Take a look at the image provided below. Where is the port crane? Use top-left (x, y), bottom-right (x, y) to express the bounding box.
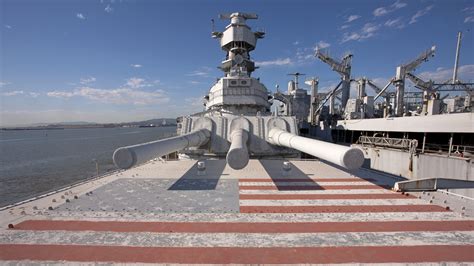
top-left (361, 77), bottom-right (394, 117)
top-left (315, 49), bottom-right (352, 113)
top-left (393, 46), bottom-right (436, 116)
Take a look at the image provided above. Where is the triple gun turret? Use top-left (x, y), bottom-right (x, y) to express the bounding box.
top-left (112, 12), bottom-right (364, 171)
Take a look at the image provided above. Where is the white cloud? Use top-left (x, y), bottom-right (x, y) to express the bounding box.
top-left (465, 16), bottom-right (474, 23)
top-left (409, 5), bottom-right (434, 24)
top-left (342, 32), bottom-right (362, 43)
top-left (255, 58), bottom-right (292, 67)
top-left (47, 91), bottom-right (75, 98)
top-left (0, 89), bottom-right (42, 98)
top-left (362, 23), bottom-right (379, 34)
top-left (104, 5), bottom-right (113, 13)
top-left (373, 0), bottom-right (407, 17)
top-left (384, 17), bottom-right (405, 29)
top-left (4, 25), bottom-right (12, 29)
top-left (2, 90), bottom-right (24, 96)
top-left (295, 47), bottom-right (315, 63)
top-left (340, 24), bottom-right (350, 30)
top-left (187, 67), bottom-right (214, 77)
top-left (417, 65), bottom-right (474, 82)
top-left (47, 86), bottom-right (169, 105)
top-left (188, 81), bottom-right (201, 85)
top-left (125, 77), bottom-right (147, 89)
top-left (463, 6), bottom-right (474, 22)
top-left (315, 41), bottom-right (331, 49)
top-left (79, 76), bottom-right (96, 85)
top-left (130, 64), bottom-right (142, 68)
top-left (0, 81), bottom-right (11, 87)
top-left (346, 15), bottom-right (361, 23)
top-left (76, 13), bottom-right (86, 20)
top-left (342, 23), bottom-right (380, 43)
top-left (373, 7), bottom-right (389, 17)
top-left (462, 6), bottom-right (474, 13)
top-left (293, 41), bottom-right (300, 45)
top-left (185, 97), bottom-right (205, 107)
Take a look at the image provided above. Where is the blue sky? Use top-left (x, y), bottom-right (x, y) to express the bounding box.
top-left (1, 0), bottom-right (473, 126)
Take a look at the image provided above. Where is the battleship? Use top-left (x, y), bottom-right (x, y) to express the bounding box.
top-left (0, 12), bottom-right (473, 264)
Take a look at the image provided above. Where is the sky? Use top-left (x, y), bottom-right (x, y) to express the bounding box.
top-left (1, 0), bottom-right (473, 126)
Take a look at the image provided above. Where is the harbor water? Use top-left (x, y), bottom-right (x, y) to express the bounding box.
top-left (0, 127), bottom-right (176, 207)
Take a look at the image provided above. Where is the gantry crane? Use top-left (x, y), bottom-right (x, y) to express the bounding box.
top-left (314, 80), bottom-right (343, 115)
top-left (315, 49), bottom-right (352, 113)
top-left (354, 77), bottom-right (394, 117)
top-left (393, 46), bottom-right (436, 116)
top-left (406, 72), bottom-right (437, 114)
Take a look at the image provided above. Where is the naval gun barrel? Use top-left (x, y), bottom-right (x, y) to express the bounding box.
top-left (267, 128), bottom-right (364, 170)
top-left (113, 129), bottom-right (210, 169)
top-left (226, 128), bottom-right (249, 170)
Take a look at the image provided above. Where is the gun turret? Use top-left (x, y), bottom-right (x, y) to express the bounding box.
top-left (113, 129), bottom-right (210, 169)
top-left (267, 128), bottom-right (364, 170)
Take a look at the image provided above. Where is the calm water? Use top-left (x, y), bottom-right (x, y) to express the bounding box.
top-left (0, 127), bottom-right (176, 207)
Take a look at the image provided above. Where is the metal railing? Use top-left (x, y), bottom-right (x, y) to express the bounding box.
top-left (357, 136), bottom-right (418, 152)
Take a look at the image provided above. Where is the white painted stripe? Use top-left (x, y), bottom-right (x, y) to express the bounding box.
top-left (239, 181), bottom-right (381, 186)
top-left (0, 260), bottom-right (469, 266)
top-left (44, 211), bottom-right (470, 222)
top-left (239, 199), bottom-right (427, 206)
top-left (1, 230), bottom-right (473, 248)
top-left (239, 189), bottom-right (392, 195)
top-left (237, 176), bottom-right (360, 180)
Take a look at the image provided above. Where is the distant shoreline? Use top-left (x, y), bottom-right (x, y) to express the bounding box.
top-left (0, 124), bottom-right (177, 131)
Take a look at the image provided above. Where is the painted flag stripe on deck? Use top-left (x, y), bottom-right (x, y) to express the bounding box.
top-left (239, 185), bottom-right (391, 190)
top-left (239, 193), bottom-right (414, 200)
top-left (13, 220), bottom-right (474, 233)
top-left (238, 181), bottom-right (384, 186)
top-left (238, 189), bottom-right (395, 194)
top-left (240, 205), bottom-right (449, 213)
top-left (0, 245), bottom-right (473, 263)
top-left (42, 211), bottom-right (469, 222)
top-left (239, 199), bottom-right (425, 206)
top-left (239, 178), bottom-right (376, 182)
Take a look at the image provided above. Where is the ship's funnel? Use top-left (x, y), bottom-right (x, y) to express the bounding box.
top-left (113, 129), bottom-right (210, 169)
top-left (267, 128), bottom-right (364, 170)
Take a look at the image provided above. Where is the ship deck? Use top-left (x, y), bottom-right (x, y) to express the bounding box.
top-left (0, 158), bottom-right (473, 264)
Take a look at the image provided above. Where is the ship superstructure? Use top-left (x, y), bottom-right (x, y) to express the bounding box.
top-left (275, 31), bottom-right (473, 188)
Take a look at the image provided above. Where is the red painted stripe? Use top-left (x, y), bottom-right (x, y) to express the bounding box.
top-left (13, 220), bottom-right (474, 233)
top-left (240, 205), bottom-right (449, 213)
top-left (239, 178), bottom-right (375, 182)
top-left (239, 193), bottom-right (415, 200)
top-left (239, 185), bottom-right (390, 190)
top-left (0, 245), bottom-right (472, 263)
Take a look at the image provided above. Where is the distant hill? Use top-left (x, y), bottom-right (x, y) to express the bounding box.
top-left (51, 121), bottom-right (97, 126)
top-left (131, 118), bottom-right (177, 126)
top-left (1, 118), bottom-right (177, 129)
